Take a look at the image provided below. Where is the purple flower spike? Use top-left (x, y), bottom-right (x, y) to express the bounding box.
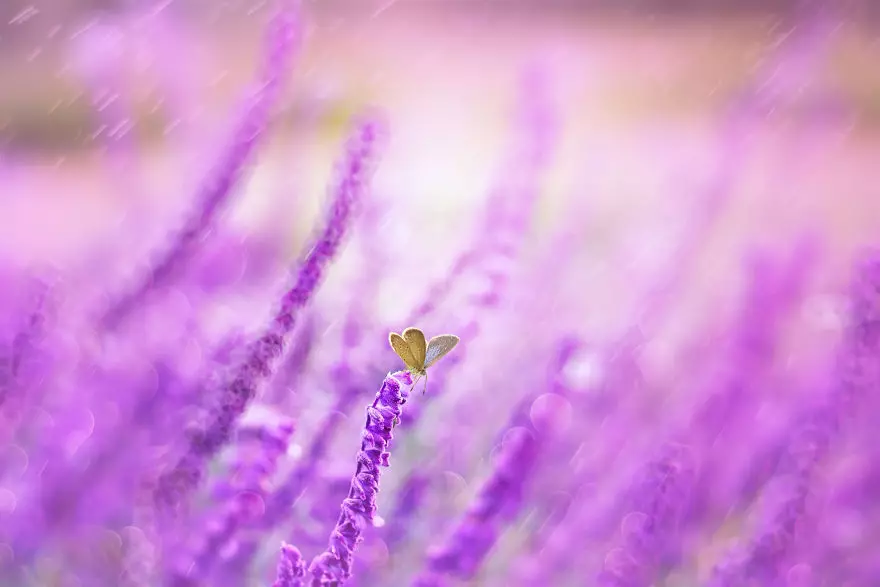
top-left (273, 542), bottom-right (307, 587)
top-left (0, 272), bottom-right (54, 415)
top-left (168, 411), bottom-right (295, 584)
top-left (101, 0), bottom-right (303, 329)
top-left (307, 371), bottom-right (411, 585)
top-left (830, 249), bottom-right (880, 419)
top-left (153, 116), bottom-right (387, 518)
top-left (708, 249), bottom-right (880, 586)
top-left (413, 426), bottom-right (540, 583)
top-left (597, 444), bottom-right (695, 587)
top-left (382, 472), bottom-right (431, 548)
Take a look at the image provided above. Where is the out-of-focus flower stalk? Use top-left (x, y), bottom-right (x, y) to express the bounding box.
top-left (100, 0), bottom-right (303, 329)
top-left (708, 250), bottom-right (880, 586)
top-left (168, 414), bottom-right (295, 585)
top-left (412, 427), bottom-right (540, 586)
top-left (519, 242), bottom-right (813, 586)
top-left (596, 444), bottom-right (696, 587)
top-left (152, 116), bottom-right (385, 520)
top-left (274, 542), bottom-right (308, 587)
top-left (0, 272), bottom-right (54, 431)
top-left (402, 338), bottom-right (574, 587)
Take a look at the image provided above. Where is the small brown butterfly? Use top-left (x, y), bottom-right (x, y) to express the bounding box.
top-left (388, 327), bottom-right (460, 394)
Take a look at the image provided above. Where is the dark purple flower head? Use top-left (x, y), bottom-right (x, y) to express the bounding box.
top-left (306, 371), bottom-right (410, 585)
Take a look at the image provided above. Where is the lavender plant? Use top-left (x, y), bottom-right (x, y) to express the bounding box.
top-left (100, 0), bottom-right (303, 330)
top-left (0, 2), bottom-right (877, 587)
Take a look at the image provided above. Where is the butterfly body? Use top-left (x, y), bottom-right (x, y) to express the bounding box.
top-left (388, 327), bottom-right (459, 394)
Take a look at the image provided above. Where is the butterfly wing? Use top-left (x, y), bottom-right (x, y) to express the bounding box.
top-left (402, 327), bottom-right (427, 370)
top-left (424, 334), bottom-right (460, 369)
top-left (389, 332), bottom-right (419, 371)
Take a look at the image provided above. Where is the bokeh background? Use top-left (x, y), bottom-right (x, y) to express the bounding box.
top-left (2, 0), bottom-right (878, 275)
top-left (2, 0), bottom-right (880, 585)
top-left (2, 0), bottom-right (878, 367)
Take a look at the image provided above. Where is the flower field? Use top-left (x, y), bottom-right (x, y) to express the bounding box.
top-left (1, 1), bottom-right (879, 586)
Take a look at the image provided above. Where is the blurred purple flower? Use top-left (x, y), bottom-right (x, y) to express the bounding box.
top-left (708, 249), bottom-right (880, 586)
top-left (101, 0), bottom-right (304, 329)
top-left (168, 411), bottom-right (295, 584)
top-left (153, 115), bottom-right (386, 519)
top-left (596, 443), bottom-right (696, 587)
top-left (414, 425), bottom-right (539, 584)
top-left (274, 542), bottom-right (307, 587)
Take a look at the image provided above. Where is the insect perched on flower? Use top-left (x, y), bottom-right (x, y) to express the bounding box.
top-left (388, 327), bottom-right (460, 394)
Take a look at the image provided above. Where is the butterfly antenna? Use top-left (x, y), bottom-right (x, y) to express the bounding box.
top-left (422, 370), bottom-right (428, 395)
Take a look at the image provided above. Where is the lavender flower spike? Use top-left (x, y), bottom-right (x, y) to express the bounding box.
top-left (273, 543), bottom-right (307, 587)
top-left (307, 371), bottom-right (412, 585)
top-left (101, 0), bottom-right (303, 329)
top-left (414, 426), bottom-right (540, 585)
top-left (708, 249), bottom-right (880, 587)
top-left (154, 117), bottom-right (386, 515)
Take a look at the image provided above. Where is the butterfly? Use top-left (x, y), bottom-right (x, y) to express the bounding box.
top-left (388, 327), bottom-right (460, 394)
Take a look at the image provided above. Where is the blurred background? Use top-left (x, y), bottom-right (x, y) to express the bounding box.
top-left (0, 0), bottom-right (877, 342)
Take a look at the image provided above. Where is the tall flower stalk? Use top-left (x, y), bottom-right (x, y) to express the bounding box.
top-left (153, 116), bottom-right (386, 518)
top-left (101, 0), bottom-right (303, 329)
top-left (708, 250), bottom-right (880, 586)
top-left (168, 413), bottom-right (295, 584)
top-left (294, 371), bottom-right (411, 585)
